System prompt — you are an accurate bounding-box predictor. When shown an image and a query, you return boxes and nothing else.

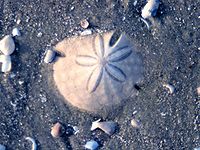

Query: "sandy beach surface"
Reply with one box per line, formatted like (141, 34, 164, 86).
(0, 0, 199, 149)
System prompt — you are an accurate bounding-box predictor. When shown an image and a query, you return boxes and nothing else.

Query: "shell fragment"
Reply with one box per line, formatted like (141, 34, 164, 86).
(25, 137, 37, 150)
(0, 35, 15, 55)
(141, 0, 160, 19)
(44, 49, 56, 63)
(163, 83, 175, 94)
(131, 119, 139, 128)
(12, 28, 21, 37)
(91, 119, 117, 135)
(80, 29, 92, 36)
(0, 55, 11, 72)
(84, 140, 99, 150)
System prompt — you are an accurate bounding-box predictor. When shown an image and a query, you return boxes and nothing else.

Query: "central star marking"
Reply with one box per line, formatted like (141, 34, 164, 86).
(76, 34, 132, 93)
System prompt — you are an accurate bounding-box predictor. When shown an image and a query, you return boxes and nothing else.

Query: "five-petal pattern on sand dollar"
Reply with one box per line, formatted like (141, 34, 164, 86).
(76, 34, 132, 93)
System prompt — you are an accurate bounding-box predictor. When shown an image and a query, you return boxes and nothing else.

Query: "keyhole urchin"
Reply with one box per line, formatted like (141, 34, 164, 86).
(53, 31, 143, 112)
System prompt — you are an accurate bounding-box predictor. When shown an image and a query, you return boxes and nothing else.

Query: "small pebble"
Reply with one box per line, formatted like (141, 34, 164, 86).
(133, 0, 138, 6)
(12, 28, 21, 37)
(18, 80, 24, 85)
(70, 6, 75, 11)
(0, 35, 15, 55)
(44, 49, 56, 63)
(37, 32, 43, 38)
(0, 144, 6, 150)
(51, 122, 65, 138)
(197, 87, 200, 96)
(16, 19, 21, 24)
(84, 140, 99, 150)
(80, 19, 89, 29)
(131, 119, 139, 128)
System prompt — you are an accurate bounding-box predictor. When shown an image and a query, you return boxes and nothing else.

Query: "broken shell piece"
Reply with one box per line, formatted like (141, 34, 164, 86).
(0, 55, 11, 72)
(80, 19, 89, 29)
(163, 83, 175, 94)
(0, 144, 6, 150)
(141, 0, 160, 19)
(84, 140, 99, 150)
(91, 119, 117, 135)
(44, 49, 56, 63)
(80, 29, 92, 36)
(131, 119, 139, 128)
(25, 137, 37, 150)
(12, 28, 21, 37)
(72, 126, 79, 135)
(51, 122, 65, 138)
(0, 35, 15, 55)
(140, 17, 150, 29)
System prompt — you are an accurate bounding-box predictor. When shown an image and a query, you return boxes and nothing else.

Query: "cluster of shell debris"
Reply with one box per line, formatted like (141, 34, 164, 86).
(19, 117, 139, 150)
(0, 28, 20, 73)
(49, 120, 118, 150)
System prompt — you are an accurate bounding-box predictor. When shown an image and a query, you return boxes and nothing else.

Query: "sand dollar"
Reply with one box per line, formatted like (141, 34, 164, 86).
(53, 31, 143, 112)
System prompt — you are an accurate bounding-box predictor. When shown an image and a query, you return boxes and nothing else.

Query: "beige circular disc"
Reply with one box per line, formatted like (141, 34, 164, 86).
(53, 31, 143, 112)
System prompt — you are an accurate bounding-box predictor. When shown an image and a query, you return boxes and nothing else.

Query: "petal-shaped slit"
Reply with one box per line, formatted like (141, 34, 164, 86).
(105, 63, 126, 82)
(93, 34, 105, 58)
(107, 46, 132, 62)
(87, 65, 103, 93)
(76, 55, 97, 67)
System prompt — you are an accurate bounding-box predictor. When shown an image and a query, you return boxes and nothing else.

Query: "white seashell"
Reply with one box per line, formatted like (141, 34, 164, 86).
(16, 19, 21, 24)
(131, 119, 139, 128)
(12, 28, 21, 37)
(132, 110, 138, 115)
(140, 18, 150, 29)
(0, 144, 6, 150)
(133, 0, 138, 6)
(163, 83, 175, 94)
(72, 126, 79, 135)
(0, 35, 15, 55)
(91, 119, 117, 135)
(0, 55, 11, 72)
(194, 147, 200, 150)
(25, 137, 37, 150)
(44, 49, 56, 63)
(80, 29, 92, 36)
(141, 0, 160, 19)
(84, 140, 99, 150)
